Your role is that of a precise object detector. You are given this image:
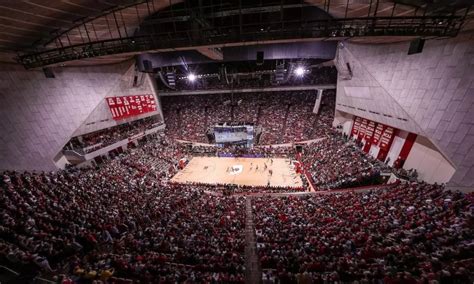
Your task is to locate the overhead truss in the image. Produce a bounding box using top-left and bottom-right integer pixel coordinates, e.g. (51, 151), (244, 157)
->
(16, 0), (471, 69)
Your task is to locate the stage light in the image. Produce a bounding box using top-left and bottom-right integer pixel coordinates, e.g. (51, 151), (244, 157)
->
(187, 73), (196, 82)
(295, 67), (305, 77)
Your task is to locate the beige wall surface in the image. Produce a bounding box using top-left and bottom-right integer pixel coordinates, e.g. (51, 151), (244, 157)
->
(336, 33), (474, 187)
(404, 136), (456, 184)
(0, 62), (131, 171)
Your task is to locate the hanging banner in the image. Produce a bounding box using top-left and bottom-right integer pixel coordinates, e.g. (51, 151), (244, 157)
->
(352, 116), (361, 136)
(358, 119), (368, 139)
(365, 121), (376, 141)
(106, 95), (157, 120)
(372, 123), (385, 145)
(380, 127), (395, 151)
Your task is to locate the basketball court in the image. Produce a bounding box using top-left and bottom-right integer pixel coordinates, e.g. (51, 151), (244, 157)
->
(171, 157), (303, 188)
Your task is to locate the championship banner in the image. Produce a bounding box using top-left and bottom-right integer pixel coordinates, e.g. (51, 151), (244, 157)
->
(365, 121), (376, 141)
(358, 119), (368, 139)
(380, 127), (395, 151)
(372, 123), (385, 145)
(106, 94), (157, 120)
(352, 116), (361, 136)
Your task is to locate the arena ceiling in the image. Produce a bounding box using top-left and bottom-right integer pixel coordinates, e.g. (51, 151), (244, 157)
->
(0, 0), (175, 64)
(0, 0), (472, 66)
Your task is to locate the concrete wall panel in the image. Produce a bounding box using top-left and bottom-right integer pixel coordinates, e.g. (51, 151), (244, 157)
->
(0, 61), (132, 172)
(336, 33), (474, 187)
(72, 65), (162, 136)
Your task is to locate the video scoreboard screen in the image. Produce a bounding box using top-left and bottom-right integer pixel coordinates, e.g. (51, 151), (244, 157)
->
(214, 124), (254, 146)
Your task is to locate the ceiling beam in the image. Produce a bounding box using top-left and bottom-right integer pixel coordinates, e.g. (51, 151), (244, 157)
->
(196, 47), (223, 60)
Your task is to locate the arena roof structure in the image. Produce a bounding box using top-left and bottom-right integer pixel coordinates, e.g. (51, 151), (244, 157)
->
(0, 0), (472, 68)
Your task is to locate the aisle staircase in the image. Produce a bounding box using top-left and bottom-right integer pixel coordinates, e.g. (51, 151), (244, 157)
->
(177, 108), (182, 136)
(256, 105), (262, 125)
(279, 104), (292, 143)
(244, 198), (261, 284)
(204, 106), (209, 128)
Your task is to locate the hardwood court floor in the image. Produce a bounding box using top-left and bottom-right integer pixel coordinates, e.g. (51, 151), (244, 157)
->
(171, 157), (303, 188)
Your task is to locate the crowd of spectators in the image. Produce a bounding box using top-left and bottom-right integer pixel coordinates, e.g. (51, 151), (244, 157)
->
(254, 183), (474, 283)
(281, 90), (335, 144)
(301, 135), (388, 190)
(162, 90), (336, 145)
(162, 94), (219, 143)
(64, 116), (162, 154)
(4, 76), (472, 283)
(171, 182), (306, 195)
(2, 129), (473, 283)
(1, 138), (245, 283)
(62, 88), (335, 154)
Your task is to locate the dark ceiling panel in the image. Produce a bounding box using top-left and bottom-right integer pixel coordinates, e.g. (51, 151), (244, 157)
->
(0, 0), (471, 66)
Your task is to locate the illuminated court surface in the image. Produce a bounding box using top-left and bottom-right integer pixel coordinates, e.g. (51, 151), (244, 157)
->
(171, 157), (303, 188)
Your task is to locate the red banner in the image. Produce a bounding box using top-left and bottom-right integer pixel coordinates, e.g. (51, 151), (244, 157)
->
(372, 123), (385, 145)
(380, 127), (395, 151)
(365, 121), (376, 141)
(106, 95), (157, 120)
(358, 119), (368, 139)
(352, 117), (361, 136)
